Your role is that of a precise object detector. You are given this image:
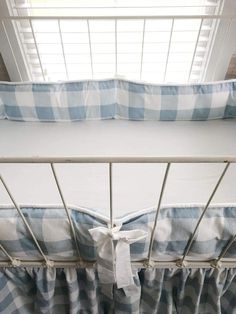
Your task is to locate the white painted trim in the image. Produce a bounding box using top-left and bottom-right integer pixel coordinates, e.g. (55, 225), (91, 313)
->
(1, 15), (236, 20)
(203, 0), (236, 81)
(0, 1), (31, 81)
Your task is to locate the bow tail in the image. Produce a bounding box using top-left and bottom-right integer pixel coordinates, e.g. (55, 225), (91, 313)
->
(115, 240), (134, 289)
(89, 226), (148, 292)
(96, 238), (116, 284)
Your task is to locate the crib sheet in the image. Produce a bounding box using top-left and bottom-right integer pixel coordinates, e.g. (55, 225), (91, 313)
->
(0, 119), (235, 218)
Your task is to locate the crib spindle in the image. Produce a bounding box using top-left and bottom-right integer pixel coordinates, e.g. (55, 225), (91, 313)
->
(0, 243), (21, 266)
(147, 162), (171, 265)
(50, 163), (81, 259)
(212, 233), (236, 268)
(109, 162), (113, 228)
(178, 162), (230, 267)
(0, 175), (49, 264)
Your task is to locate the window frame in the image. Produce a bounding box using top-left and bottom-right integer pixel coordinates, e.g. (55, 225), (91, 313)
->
(1, 0), (236, 82)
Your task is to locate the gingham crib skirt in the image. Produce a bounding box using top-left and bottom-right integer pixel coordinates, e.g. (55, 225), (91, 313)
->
(0, 205), (236, 313)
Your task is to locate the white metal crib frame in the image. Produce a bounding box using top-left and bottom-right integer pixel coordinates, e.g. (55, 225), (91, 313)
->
(0, 156), (235, 269)
(1, 9), (236, 269)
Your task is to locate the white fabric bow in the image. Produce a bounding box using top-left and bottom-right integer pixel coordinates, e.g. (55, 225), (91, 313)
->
(89, 225), (147, 289)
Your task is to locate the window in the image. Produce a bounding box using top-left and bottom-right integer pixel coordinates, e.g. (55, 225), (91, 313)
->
(3, 0), (226, 82)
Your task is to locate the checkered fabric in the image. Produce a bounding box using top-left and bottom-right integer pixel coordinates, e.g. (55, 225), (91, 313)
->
(0, 79), (236, 121)
(1, 206), (236, 262)
(1, 267), (236, 314)
(0, 206), (236, 313)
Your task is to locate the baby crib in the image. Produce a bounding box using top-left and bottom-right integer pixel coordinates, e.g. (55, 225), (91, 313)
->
(0, 78), (236, 314)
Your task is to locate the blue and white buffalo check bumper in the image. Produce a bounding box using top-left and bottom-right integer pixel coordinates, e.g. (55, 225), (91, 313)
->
(0, 79), (236, 121)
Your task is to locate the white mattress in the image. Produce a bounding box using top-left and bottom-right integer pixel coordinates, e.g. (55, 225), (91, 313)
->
(0, 119), (235, 218)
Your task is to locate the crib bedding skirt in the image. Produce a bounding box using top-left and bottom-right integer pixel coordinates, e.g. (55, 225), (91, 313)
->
(3, 267), (236, 314)
(0, 205), (236, 313)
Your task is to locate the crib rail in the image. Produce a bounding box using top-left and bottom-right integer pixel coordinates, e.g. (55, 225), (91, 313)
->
(0, 156), (236, 163)
(0, 259), (236, 269)
(0, 156), (235, 269)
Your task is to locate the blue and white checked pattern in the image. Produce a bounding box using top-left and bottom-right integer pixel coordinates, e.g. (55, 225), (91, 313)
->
(0, 206), (236, 261)
(1, 267), (236, 314)
(0, 79), (236, 121)
(1, 206), (236, 313)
